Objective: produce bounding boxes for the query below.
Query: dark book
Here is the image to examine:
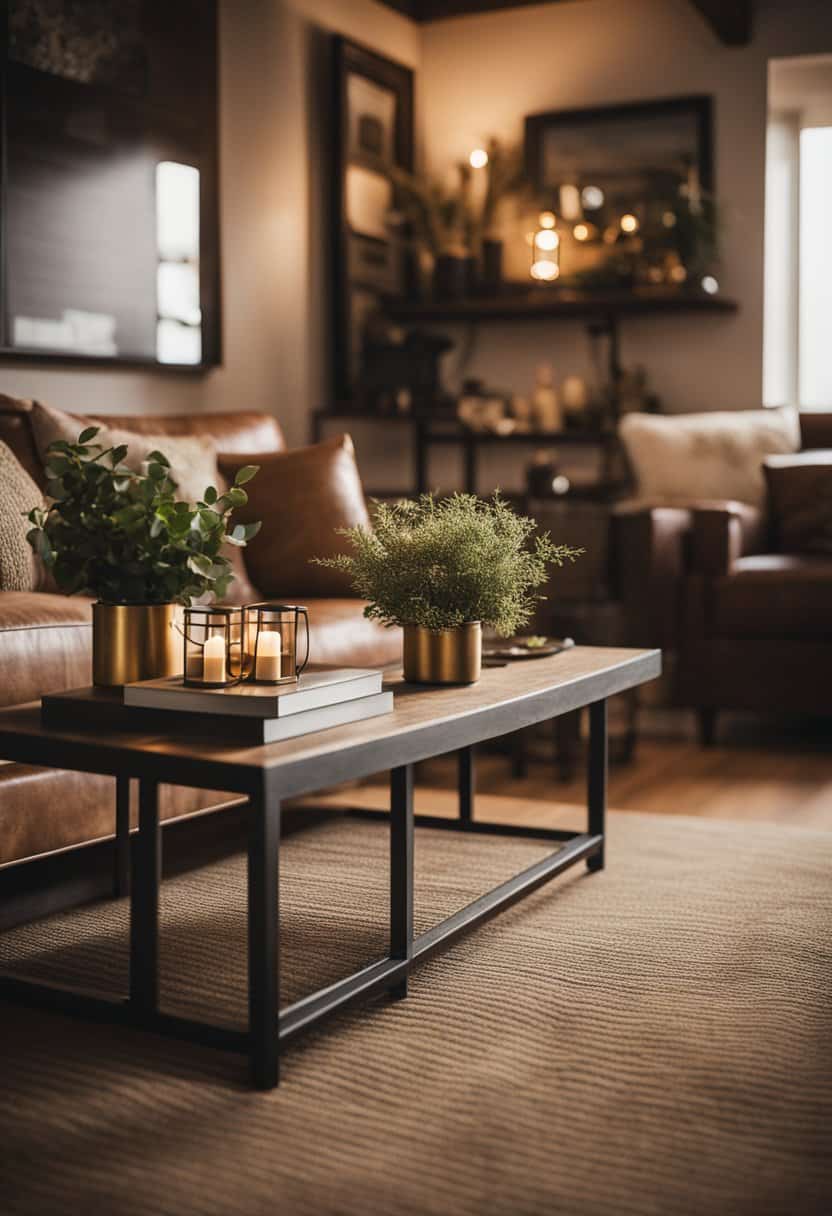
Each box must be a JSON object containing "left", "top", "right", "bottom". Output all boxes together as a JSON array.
[{"left": 41, "top": 686, "right": 394, "bottom": 745}]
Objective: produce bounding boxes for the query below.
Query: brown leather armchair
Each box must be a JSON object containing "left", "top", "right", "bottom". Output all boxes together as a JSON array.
[{"left": 613, "top": 411, "right": 832, "bottom": 744}]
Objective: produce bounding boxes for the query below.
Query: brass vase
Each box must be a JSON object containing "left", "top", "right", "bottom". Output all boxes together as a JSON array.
[
  {"left": 402, "top": 622, "right": 482, "bottom": 685},
  {"left": 92, "top": 603, "right": 180, "bottom": 687}
]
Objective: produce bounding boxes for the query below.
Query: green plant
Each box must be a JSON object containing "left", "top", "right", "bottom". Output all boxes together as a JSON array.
[
  {"left": 313, "top": 492, "right": 582, "bottom": 636},
  {"left": 25, "top": 427, "right": 261, "bottom": 604}
]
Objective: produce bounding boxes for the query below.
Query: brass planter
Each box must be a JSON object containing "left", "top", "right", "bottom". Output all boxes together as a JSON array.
[
  {"left": 92, "top": 603, "right": 180, "bottom": 687},
  {"left": 402, "top": 622, "right": 482, "bottom": 685}
]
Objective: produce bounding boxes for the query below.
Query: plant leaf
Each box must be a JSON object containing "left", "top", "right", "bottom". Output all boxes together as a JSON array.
[
  {"left": 77, "top": 426, "right": 100, "bottom": 444},
  {"left": 234, "top": 465, "right": 259, "bottom": 486}
]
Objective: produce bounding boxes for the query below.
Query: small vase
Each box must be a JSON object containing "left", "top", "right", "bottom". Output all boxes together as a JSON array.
[
  {"left": 92, "top": 602, "right": 180, "bottom": 687},
  {"left": 402, "top": 622, "right": 482, "bottom": 685}
]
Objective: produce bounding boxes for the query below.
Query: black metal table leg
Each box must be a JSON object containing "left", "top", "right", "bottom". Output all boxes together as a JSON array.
[
  {"left": 390, "top": 765, "right": 414, "bottom": 1000},
  {"left": 587, "top": 699, "right": 607, "bottom": 872},
  {"left": 248, "top": 787, "right": 280, "bottom": 1089},
  {"left": 130, "top": 779, "right": 160, "bottom": 1010},
  {"left": 457, "top": 747, "right": 474, "bottom": 823},
  {"left": 114, "top": 775, "right": 131, "bottom": 898}
]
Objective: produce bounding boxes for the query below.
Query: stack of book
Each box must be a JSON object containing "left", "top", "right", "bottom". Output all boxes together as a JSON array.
[{"left": 122, "top": 667, "right": 392, "bottom": 743}]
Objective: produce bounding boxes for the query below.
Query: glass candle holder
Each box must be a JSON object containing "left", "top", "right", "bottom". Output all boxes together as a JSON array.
[
  {"left": 182, "top": 606, "right": 244, "bottom": 688},
  {"left": 244, "top": 603, "right": 309, "bottom": 685}
]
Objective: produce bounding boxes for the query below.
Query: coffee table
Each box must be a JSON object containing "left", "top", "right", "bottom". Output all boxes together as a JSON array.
[{"left": 0, "top": 645, "right": 659, "bottom": 1089}]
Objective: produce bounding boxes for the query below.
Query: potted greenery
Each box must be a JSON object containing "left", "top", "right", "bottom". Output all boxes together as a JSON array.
[
  {"left": 26, "top": 428, "right": 260, "bottom": 687},
  {"left": 314, "top": 492, "right": 581, "bottom": 685}
]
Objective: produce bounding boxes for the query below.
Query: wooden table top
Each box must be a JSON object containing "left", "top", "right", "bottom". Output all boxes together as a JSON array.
[{"left": 0, "top": 647, "right": 660, "bottom": 798}]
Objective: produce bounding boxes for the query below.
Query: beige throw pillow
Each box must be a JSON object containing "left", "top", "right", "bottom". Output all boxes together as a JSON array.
[
  {"left": 619, "top": 407, "right": 800, "bottom": 510},
  {"left": 0, "top": 439, "right": 45, "bottom": 592},
  {"left": 31, "top": 400, "right": 219, "bottom": 505}
]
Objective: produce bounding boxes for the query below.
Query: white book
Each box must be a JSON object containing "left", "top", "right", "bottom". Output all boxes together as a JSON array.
[
  {"left": 257, "top": 691, "right": 393, "bottom": 743},
  {"left": 124, "top": 667, "right": 383, "bottom": 718}
]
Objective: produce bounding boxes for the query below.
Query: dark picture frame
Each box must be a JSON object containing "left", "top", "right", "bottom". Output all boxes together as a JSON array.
[
  {"left": 525, "top": 94, "right": 714, "bottom": 211},
  {"left": 0, "top": 0, "right": 221, "bottom": 371},
  {"left": 331, "top": 36, "right": 414, "bottom": 403}
]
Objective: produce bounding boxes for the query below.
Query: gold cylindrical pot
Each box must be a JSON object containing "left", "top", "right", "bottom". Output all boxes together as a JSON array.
[
  {"left": 93, "top": 603, "right": 180, "bottom": 687},
  {"left": 402, "top": 622, "right": 482, "bottom": 685}
]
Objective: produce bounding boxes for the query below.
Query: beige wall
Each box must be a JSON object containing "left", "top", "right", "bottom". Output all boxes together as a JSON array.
[
  {"left": 4, "top": 0, "right": 832, "bottom": 485},
  {"left": 0, "top": 0, "right": 420, "bottom": 448},
  {"left": 416, "top": 0, "right": 832, "bottom": 423}
]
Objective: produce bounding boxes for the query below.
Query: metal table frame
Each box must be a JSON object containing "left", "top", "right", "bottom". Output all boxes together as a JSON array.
[
  {"left": 0, "top": 647, "right": 662, "bottom": 1090},
  {"left": 0, "top": 705, "right": 606, "bottom": 1090}
]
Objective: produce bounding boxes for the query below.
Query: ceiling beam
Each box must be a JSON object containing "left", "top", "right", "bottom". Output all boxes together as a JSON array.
[
  {"left": 381, "top": 0, "right": 569, "bottom": 21},
  {"left": 688, "top": 0, "right": 752, "bottom": 45},
  {"left": 380, "top": 0, "right": 753, "bottom": 43}
]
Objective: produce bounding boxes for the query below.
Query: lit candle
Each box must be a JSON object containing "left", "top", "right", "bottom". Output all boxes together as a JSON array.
[
  {"left": 255, "top": 630, "right": 281, "bottom": 682},
  {"left": 203, "top": 633, "right": 226, "bottom": 684}
]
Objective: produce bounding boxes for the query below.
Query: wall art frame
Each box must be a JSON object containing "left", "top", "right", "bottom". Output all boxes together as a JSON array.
[{"left": 331, "top": 35, "right": 414, "bottom": 403}]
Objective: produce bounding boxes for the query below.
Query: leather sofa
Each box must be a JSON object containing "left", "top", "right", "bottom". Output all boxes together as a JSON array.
[
  {"left": 0, "top": 394, "right": 401, "bottom": 873},
  {"left": 614, "top": 411, "right": 832, "bottom": 743}
]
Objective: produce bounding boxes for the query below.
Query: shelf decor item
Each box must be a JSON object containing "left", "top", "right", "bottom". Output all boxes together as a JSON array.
[
  {"left": 182, "top": 606, "right": 245, "bottom": 688},
  {"left": 313, "top": 492, "right": 582, "bottom": 685},
  {"left": 244, "top": 603, "right": 310, "bottom": 686},
  {"left": 25, "top": 427, "right": 260, "bottom": 687}
]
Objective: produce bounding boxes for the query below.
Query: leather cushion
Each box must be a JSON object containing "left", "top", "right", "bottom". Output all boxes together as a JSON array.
[
  {"left": 712, "top": 554, "right": 832, "bottom": 640},
  {"left": 0, "top": 765, "right": 238, "bottom": 868},
  {"left": 0, "top": 591, "right": 93, "bottom": 708},
  {"left": 217, "top": 435, "right": 370, "bottom": 598},
  {"left": 304, "top": 598, "right": 401, "bottom": 668},
  {"left": 764, "top": 451, "right": 832, "bottom": 554}
]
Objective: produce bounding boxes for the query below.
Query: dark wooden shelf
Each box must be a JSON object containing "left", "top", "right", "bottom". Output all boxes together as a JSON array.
[
  {"left": 424, "top": 426, "right": 614, "bottom": 446},
  {"left": 384, "top": 287, "right": 738, "bottom": 324}
]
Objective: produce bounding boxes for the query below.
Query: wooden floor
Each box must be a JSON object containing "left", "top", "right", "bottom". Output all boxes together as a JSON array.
[{"left": 305, "top": 710, "right": 832, "bottom": 831}]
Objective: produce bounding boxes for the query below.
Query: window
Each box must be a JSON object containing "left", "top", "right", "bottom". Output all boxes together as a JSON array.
[
  {"left": 799, "top": 127, "right": 832, "bottom": 407},
  {"left": 764, "top": 56, "right": 832, "bottom": 409},
  {"left": 155, "top": 161, "right": 202, "bottom": 366}
]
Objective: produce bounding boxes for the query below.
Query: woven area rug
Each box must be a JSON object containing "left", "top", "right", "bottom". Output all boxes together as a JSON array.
[{"left": 1, "top": 809, "right": 830, "bottom": 1216}]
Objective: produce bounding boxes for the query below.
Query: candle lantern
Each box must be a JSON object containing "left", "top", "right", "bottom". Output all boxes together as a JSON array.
[
  {"left": 182, "top": 606, "right": 244, "bottom": 688},
  {"left": 244, "top": 603, "right": 310, "bottom": 685}
]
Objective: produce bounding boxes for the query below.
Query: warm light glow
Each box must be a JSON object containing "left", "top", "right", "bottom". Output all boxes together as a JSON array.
[
  {"left": 603, "top": 226, "right": 619, "bottom": 245},
  {"left": 573, "top": 223, "right": 590, "bottom": 242},
  {"left": 662, "top": 210, "right": 677, "bottom": 228},
  {"left": 581, "top": 185, "right": 604, "bottom": 210},
  {"left": 538, "top": 211, "right": 557, "bottom": 229},
  {"left": 255, "top": 630, "right": 282, "bottom": 682},
  {"left": 670, "top": 264, "right": 688, "bottom": 283},
  {"left": 701, "top": 274, "right": 719, "bottom": 295},
  {"left": 469, "top": 148, "right": 488, "bottom": 169},
  {"left": 620, "top": 213, "right": 639, "bottom": 234},
  {"left": 534, "top": 229, "right": 559, "bottom": 251},
  {"left": 531, "top": 260, "right": 560, "bottom": 281},
  {"left": 551, "top": 475, "right": 570, "bottom": 495}
]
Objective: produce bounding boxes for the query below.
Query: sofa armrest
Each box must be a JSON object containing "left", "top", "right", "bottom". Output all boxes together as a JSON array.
[
  {"left": 690, "top": 501, "right": 767, "bottom": 576},
  {"left": 612, "top": 502, "right": 694, "bottom": 649}
]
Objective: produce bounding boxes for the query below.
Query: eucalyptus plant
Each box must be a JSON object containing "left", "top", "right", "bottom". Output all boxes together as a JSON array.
[
  {"left": 314, "top": 491, "right": 582, "bottom": 636},
  {"left": 26, "top": 427, "right": 261, "bottom": 605}
]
